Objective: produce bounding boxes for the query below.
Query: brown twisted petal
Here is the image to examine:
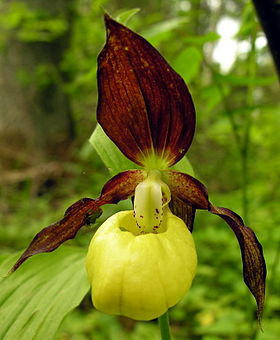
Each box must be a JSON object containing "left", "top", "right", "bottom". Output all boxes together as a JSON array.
[
  {"left": 97, "top": 14, "right": 195, "bottom": 167},
  {"left": 165, "top": 170, "right": 266, "bottom": 320},
  {"left": 100, "top": 169, "right": 146, "bottom": 202},
  {"left": 10, "top": 170, "right": 146, "bottom": 273},
  {"left": 209, "top": 205, "right": 266, "bottom": 321}
]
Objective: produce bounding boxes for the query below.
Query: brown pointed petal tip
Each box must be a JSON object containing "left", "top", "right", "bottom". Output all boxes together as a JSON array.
[
  {"left": 210, "top": 205, "right": 266, "bottom": 321},
  {"left": 10, "top": 170, "right": 146, "bottom": 273},
  {"left": 97, "top": 16, "right": 195, "bottom": 167},
  {"left": 10, "top": 198, "right": 102, "bottom": 273},
  {"left": 166, "top": 170, "right": 266, "bottom": 319}
]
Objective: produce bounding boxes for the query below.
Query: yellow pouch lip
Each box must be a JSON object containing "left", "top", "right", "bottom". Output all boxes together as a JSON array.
[{"left": 86, "top": 210, "right": 197, "bottom": 321}]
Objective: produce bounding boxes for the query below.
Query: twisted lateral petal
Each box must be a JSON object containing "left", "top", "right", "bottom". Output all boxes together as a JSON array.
[
  {"left": 97, "top": 15, "right": 195, "bottom": 167},
  {"left": 10, "top": 170, "right": 146, "bottom": 272},
  {"left": 209, "top": 205, "right": 266, "bottom": 321},
  {"left": 165, "top": 170, "right": 266, "bottom": 320},
  {"left": 10, "top": 198, "right": 101, "bottom": 272},
  {"left": 100, "top": 170, "right": 146, "bottom": 203},
  {"left": 164, "top": 170, "right": 209, "bottom": 209}
]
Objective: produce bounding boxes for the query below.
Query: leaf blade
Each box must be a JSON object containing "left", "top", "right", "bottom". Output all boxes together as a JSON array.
[
  {"left": 89, "top": 124, "right": 140, "bottom": 175},
  {"left": 0, "top": 247, "right": 89, "bottom": 340}
]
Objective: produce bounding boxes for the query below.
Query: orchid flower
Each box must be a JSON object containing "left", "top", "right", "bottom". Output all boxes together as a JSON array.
[{"left": 11, "top": 15, "right": 266, "bottom": 322}]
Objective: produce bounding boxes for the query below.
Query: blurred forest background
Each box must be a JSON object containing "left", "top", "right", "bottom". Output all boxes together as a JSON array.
[{"left": 0, "top": 0, "right": 279, "bottom": 339}]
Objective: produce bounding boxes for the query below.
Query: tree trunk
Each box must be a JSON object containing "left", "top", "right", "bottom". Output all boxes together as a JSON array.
[{"left": 252, "top": 0, "right": 280, "bottom": 79}]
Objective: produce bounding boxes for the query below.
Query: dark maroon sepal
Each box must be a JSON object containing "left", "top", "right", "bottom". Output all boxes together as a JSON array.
[
  {"left": 97, "top": 14, "right": 196, "bottom": 167},
  {"left": 166, "top": 170, "right": 266, "bottom": 319},
  {"left": 10, "top": 170, "right": 146, "bottom": 272}
]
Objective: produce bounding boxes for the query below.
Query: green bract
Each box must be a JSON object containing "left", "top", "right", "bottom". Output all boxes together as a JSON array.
[{"left": 86, "top": 210, "right": 197, "bottom": 321}]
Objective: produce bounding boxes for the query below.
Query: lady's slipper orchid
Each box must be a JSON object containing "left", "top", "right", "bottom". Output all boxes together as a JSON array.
[{"left": 11, "top": 15, "right": 266, "bottom": 322}]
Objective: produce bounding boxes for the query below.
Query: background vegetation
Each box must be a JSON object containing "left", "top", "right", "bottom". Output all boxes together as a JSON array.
[{"left": 0, "top": 0, "right": 279, "bottom": 339}]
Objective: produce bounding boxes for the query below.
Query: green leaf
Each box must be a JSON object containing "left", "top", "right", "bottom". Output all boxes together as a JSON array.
[
  {"left": 173, "top": 46, "right": 202, "bottom": 83},
  {"left": 183, "top": 32, "right": 220, "bottom": 45},
  {"left": 201, "top": 85, "right": 225, "bottom": 112},
  {"left": 219, "top": 74, "right": 277, "bottom": 86},
  {"left": 116, "top": 8, "right": 141, "bottom": 25},
  {"left": 89, "top": 124, "right": 140, "bottom": 175},
  {"left": 172, "top": 156, "right": 194, "bottom": 176},
  {"left": 236, "top": 2, "right": 256, "bottom": 38},
  {"left": 0, "top": 246, "right": 89, "bottom": 340},
  {"left": 142, "top": 17, "right": 188, "bottom": 45}
]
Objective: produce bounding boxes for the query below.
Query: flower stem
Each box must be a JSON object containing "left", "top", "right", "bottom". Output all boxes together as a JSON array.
[{"left": 158, "top": 311, "right": 172, "bottom": 340}]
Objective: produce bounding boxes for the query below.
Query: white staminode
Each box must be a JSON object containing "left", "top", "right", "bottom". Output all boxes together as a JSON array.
[{"left": 134, "top": 170, "right": 171, "bottom": 233}]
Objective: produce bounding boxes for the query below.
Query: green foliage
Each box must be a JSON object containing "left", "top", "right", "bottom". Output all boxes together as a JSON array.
[
  {"left": 173, "top": 46, "right": 203, "bottom": 83},
  {"left": 116, "top": 8, "right": 141, "bottom": 24},
  {"left": 218, "top": 73, "right": 277, "bottom": 87},
  {"left": 56, "top": 309, "right": 160, "bottom": 340},
  {"left": 142, "top": 17, "right": 188, "bottom": 46},
  {"left": 0, "top": 2, "right": 67, "bottom": 43},
  {"left": 89, "top": 124, "right": 141, "bottom": 175},
  {"left": 236, "top": 2, "right": 257, "bottom": 38},
  {"left": 183, "top": 32, "right": 220, "bottom": 46},
  {"left": 0, "top": 247, "right": 89, "bottom": 340}
]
